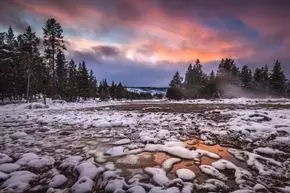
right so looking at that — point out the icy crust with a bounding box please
[228,148,286,177]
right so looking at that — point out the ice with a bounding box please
[164,141,186,147]
[0,153,13,164]
[0,163,20,173]
[103,171,117,181]
[199,165,227,180]
[144,167,169,186]
[104,162,115,170]
[196,179,229,191]
[144,144,199,159]
[162,158,182,170]
[2,170,37,192]
[0,171,9,180]
[127,185,146,193]
[212,159,252,184]
[60,155,83,169]
[76,162,104,180]
[71,176,93,193]
[105,146,124,156]
[157,129,170,139]
[16,153,39,166]
[253,147,285,155]
[228,148,284,176]
[176,169,196,180]
[104,179,124,193]
[10,131,28,140]
[149,187,180,193]
[181,182,193,193]
[112,139,131,145]
[49,174,68,188]
[195,149,220,159]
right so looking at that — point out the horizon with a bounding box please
[1,0,290,86]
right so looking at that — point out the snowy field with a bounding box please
[0,98,290,193]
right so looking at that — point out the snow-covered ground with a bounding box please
[0,98,290,193]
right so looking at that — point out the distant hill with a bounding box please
[126,87,168,95]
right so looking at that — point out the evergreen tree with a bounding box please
[116,82,125,100]
[18,26,42,100]
[184,59,208,98]
[43,18,65,98]
[88,69,97,99]
[77,61,89,99]
[67,60,78,101]
[99,79,110,101]
[55,49,67,98]
[240,65,252,89]
[166,71,183,100]
[269,60,286,95]
[110,81,117,99]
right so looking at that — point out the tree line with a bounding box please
[0,18,162,103]
[167,58,289,100]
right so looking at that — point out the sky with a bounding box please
[1,0,290,86]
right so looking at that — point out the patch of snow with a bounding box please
[105,146,124,156]
[176,169,196,180]
[71,177,93,193]
[0,163,20,173]
[199,165,227,180]
[144,167,169,186]
[76,162,104,180]
[2,170,37,192]
[112,139,131,145]
[162,158,182,170]
[49,174,68,188]
[0,153,13,164]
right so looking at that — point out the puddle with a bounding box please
[106,138,250,190]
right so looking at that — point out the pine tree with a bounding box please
[18,26,42,100]
[67,60,78,101]
[269,60,286,95]
[77,61,90,99]
[166,71,183,100]
[116,82,125,100]
[55,49,67,98]
[184,59,208,98]
[88,70,97,99]
[99,79,110,101]
[110,81,116,99]
[43,18,65,98]
[240,65,252,89]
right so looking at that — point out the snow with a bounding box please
[0,171,9,180]
[196,179,229,191]
[10,131,28,140]
[60,155,83,169]
[149,187,180,193]
[127,185,146,193]
[199,165,227,180]
[76,162,104,180]
[49,174,68,188]
[2,170,37,192]
[0,163,20,173]
[105,146,124,156]
[0,153,13,164]
[212,159,252,184]
[112,139,131,145]
[16,153,55,169]
[176,169,196,180]
[145,144,199,159]
[71,177,93,193]
[104,179,124,193]
[253,147,285,155]
[144,167,170,186]
[195,149,220,159]
[162,158,182,170]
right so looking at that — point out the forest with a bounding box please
[166,59,288,100]
[0,18,162,103]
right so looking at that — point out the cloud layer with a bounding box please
[1,0,290,86]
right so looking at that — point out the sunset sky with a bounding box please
[1,0,290,86]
